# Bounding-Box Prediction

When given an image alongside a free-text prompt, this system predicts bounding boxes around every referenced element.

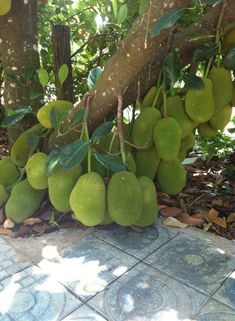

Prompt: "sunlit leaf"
[38,68,49,87]
[95,153,126,172]
[58,64,69,86]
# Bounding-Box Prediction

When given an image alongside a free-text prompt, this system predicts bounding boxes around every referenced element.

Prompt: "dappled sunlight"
[150,309,193,321]
[0,274,21,314]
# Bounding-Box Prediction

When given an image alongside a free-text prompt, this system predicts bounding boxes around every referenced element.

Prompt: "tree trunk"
[0,0,41,144]
[51,0,235,150]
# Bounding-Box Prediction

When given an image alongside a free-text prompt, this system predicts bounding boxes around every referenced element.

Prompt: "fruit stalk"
[117,94,126,166]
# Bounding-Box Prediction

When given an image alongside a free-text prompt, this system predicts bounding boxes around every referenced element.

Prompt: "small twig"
[117,94,126,166]
[215,0,228,66]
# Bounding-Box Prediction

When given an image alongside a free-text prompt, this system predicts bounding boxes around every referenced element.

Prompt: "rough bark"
[0,0,41,144]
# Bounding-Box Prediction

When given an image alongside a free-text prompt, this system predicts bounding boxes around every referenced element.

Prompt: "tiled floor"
[0,220,234,321]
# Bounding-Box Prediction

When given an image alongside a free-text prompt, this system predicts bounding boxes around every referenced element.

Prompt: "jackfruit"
[5,179,46,223]
[48,165,83,213]
[26,153,48,190]
[185,78,215,123]
[198,123,217,139]
[132,108,161,150]
[222,26,235,54]
[135,147,160,179]
[164,96,195,138]
[100,211,114,225]
[157,159,186,196]
[107,171,143,226]
[231,82,235,106]
[178,149,187,162]
[126,152,136,174]
[94,131,120,154]
[153,117,182,161]
[180,132,195,151]
[142,86,163,109]
[0,157,20,187]
[0,0,11,15]
[208,68,233,112]
[11,124,44,167]
[209,105,232,131]
[0,184,9,207]
[134,177,158,227]
[37,100,73,129]
[70,172,106,226]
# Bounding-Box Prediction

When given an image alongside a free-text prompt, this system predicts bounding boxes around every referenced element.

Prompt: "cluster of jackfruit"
[0,0,11,15]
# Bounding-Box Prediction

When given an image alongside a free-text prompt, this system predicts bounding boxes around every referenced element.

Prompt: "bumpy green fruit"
[0,184,9,207]
[5,179,46,223]
[165,96,194,138]
[153,117,182,161]
[135,147,160,179]
[209,105,232,131]
[26,153,48,190]
[37,100,73,129]
[208,68,233,112]
[134,177,158,227]
[107,171,143,226]
[70,172,106,226]
[198,123,217,139]
[142,86,157,108]
[132,108,161,150]
[222,26,235,54]
[232,82,235,106]
[100,211,114,225]
[48,165,83,213]
[0,157,20,187]
[180,132,195,151]
[126,152,136,174]
[157,159,186,196]
[0,0,11,15]
[178,149,187,162]
[11,124,44,167]
[185,78,215,123]
[94,131,120,154]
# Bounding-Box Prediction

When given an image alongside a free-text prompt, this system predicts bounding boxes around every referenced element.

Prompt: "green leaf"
[201,0,222,5]
[162,51,181,89]
[117,3,128,24]
[38,68,49,87]
[14,106,32,114]
[27,132,39,150]
[45,147,63,177]
[224,48,235,70]
[50,107,68,132]
[139,0,149,15]
[30,92,43,101]
[94,153,126,172]
[71,109,86,127]
[1,113,26,128]
[112,0,118,17]
[87,66,103,89]
[58,64,69,86]
[151,8,187,39]
[91,121,114,142]
[193,43,219,62]
[7,73,22,85]
[183,74,205,90]
[59,140,90,169]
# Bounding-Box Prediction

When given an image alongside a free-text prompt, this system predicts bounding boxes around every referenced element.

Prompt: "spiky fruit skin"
[231,82,235,107]
[11,124,43,167]
[100,211,114,225]
[157,159,186,196]
[198,123,217,138]
[185,78,215,123]
[26,153,48,190]
[209,105,232,131]
[37,100,73,129]
[5,180,46,223]
[222,27,235,54]
[153,117,182,161]
[0,157,20,188]
[134,177,158,227]
[142,86,157,108]
[165,96,194,138]
[70,172,106,226]
[178,149,187,162]
[132,108,161,150]
[0,0,11,15]
[180,132,195,151]
[126,152,136,174]
[0,184,9,207]
[107,171,143,226]
[208,68,233,112]
[135,147,160,179]
[48,165,83,213]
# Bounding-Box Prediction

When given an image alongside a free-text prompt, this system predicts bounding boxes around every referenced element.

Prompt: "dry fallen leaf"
[208,208,227,229]
[177,212,205,226]
[0,227,13,236]
[227,212,235,224]
[160,207,182,217]
[3,218,15,229]
[0,208,5,225]
[24,218,42,226]
[163,217,188,228]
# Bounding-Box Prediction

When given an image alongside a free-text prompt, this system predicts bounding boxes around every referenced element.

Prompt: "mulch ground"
[1,127,235,240]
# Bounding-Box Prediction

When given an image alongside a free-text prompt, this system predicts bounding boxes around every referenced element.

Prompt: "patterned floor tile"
[39,235,138,301]
[94,224,176,260]
[144,234,235,294]
[0,238,31,282]
[62,305,107,320]
[213,270,235,309]
[0,266,82,321]
[196,299,235,321]
[89,262,208,321]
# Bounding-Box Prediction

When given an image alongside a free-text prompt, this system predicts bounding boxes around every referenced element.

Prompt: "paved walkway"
[0,218,234,321]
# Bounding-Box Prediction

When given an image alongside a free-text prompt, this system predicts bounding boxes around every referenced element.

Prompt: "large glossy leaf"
[117,3,128,24]
[59,140,90,169]
[58,64,69,86]
[151,8,187,39]
[38,68,49,87]
[27,132,39,150]
[45,147,63,177]
[87,66,103,89]
[50,107,68,132]
[91,121,114,142]
[70,109,85,127]
[162,51,181,89]
[183,74,205,90]
[95,153,126,172]
[224,48,235,70]
[193,43,219,62]
[1,106,32,127]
